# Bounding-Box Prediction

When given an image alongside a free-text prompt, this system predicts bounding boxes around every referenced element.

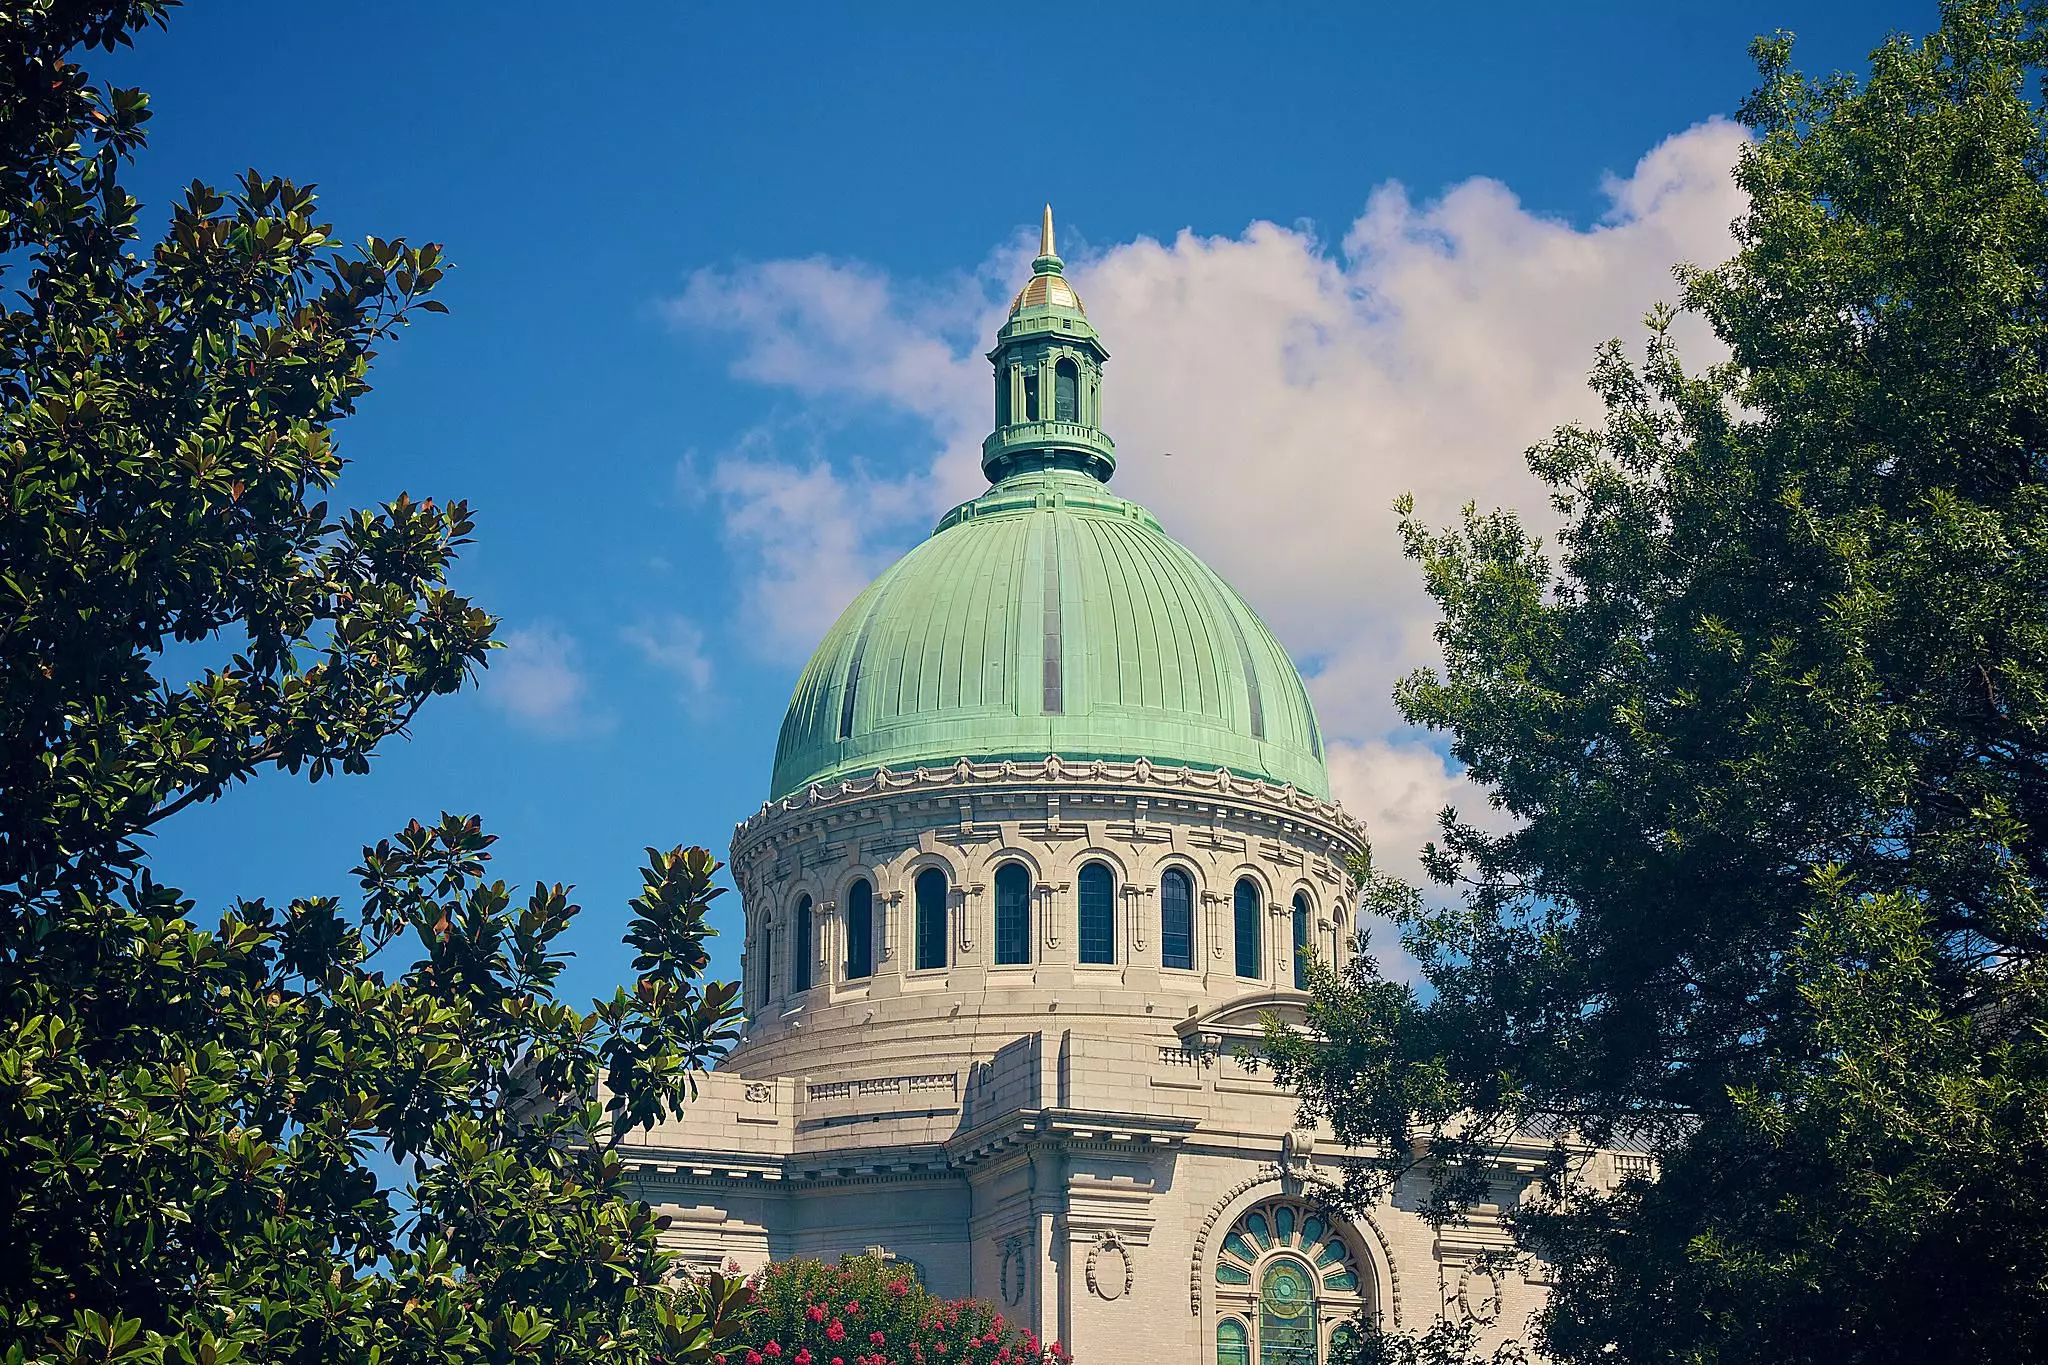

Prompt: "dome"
[769,466,1329,800]
[1009,272,1085,316]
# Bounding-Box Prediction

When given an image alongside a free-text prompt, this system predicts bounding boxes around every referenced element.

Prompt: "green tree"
[0,4,749,1363]
[1269,3,2048,1362]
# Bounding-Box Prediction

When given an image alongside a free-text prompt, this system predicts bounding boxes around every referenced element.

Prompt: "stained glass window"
[1217,1318,1250,1365]
[1259,1259,1317,1365]
[995,863,1031,965]
[915,868,948,971]
[1078,862,1115,965]
[1162,868,1194,970]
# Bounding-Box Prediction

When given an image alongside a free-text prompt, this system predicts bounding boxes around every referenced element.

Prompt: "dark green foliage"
[0,5,749,1363]
[1269,3,2048,1361]
[1326,1316,1525,1365]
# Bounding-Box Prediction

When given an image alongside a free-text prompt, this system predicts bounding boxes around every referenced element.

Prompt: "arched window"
[1022,368,1039,422]
[1161,867,1195,971]
[1215,1317,1250,1365]
[1078,861,1115,965]
[1258,1259,1318,1365]
[1215,1199,1367,1365]
[1234,878,1262,979]
[792,895,814,994]
[1054,357,1079,422]
[845,878,873,980]
[995,862,1032,965]
[1292,891,1313,990]
[915,867,948,971]
[759,916,774,1005]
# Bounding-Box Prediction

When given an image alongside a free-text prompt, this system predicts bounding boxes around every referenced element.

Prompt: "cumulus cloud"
[1326,737,1522,984]
[622,613,716,705]
[667,120,1751,943]
[487,624,609,738]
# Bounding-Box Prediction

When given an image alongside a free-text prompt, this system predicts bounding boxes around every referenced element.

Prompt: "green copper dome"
[767,209,1330,801]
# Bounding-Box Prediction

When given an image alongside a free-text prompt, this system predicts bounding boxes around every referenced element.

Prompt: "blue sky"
[113,1,1934,1001]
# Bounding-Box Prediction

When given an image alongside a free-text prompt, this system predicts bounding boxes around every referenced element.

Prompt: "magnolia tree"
[719,1257,1068,1365]
[0,4,749,1363]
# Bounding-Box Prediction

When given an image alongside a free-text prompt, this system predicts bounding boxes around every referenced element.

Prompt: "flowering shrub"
[721,1254,1069,1365]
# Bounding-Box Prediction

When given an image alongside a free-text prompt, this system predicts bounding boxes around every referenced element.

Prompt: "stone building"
[624,209,1566,1363]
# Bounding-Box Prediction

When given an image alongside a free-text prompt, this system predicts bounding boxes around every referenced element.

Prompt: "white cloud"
[487,623,609,738]
[1325,738,1522,985]
[668,120,1751,957]
[622,613,716,703]
[701,445,924,656]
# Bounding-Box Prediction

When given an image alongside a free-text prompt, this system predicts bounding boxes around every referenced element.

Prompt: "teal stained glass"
[1217,1318,1250,1365]
[1223,1231,1256,1263]
[1259,1260,1318,1365]
[1275,1206,1296,1242]
[1244,1211,1271,1249]
[1301,1216,1325,1246]
[1216,1262,1252,1286]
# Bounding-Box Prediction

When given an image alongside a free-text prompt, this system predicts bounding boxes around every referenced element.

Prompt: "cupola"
[983,206,1116,484]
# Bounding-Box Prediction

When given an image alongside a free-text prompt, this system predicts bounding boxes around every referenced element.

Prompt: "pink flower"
[746,1354,763,1365]
[807,1305,827,1324]
[793,1354,812,1365]
[766,1345,783,1360]
[889,1278,909,1298]
[826,1321,848,1344]
[846,1301,862,1317]
[869,1333,886,1348]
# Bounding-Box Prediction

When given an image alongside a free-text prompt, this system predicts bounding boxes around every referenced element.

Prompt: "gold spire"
[1040,204,1056,259]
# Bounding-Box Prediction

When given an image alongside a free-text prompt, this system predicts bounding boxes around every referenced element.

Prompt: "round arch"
[1190,1171,1399,1330]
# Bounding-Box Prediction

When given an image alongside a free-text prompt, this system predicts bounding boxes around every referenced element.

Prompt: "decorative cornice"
[735,755,1366,854]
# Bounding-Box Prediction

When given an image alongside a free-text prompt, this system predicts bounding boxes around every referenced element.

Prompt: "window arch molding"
[788,888,819,996]
[1229,869,1270,981]
[902,854,958,975]
[1203,1195,1389,1365]
[1191,1174,1400,1329]
[987,855,1040,968]
[838,871,876,983]
[1289,887,1317,991]
[1076,858,1117,966]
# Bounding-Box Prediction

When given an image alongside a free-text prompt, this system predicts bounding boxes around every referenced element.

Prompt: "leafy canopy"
[1270,3,2048,1362]
[0,4,748,1364]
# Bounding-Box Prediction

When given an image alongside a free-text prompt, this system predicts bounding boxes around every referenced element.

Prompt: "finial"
[1041,204,1056,260]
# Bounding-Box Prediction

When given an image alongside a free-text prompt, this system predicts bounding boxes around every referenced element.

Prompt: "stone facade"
[621,760,1561,1362]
